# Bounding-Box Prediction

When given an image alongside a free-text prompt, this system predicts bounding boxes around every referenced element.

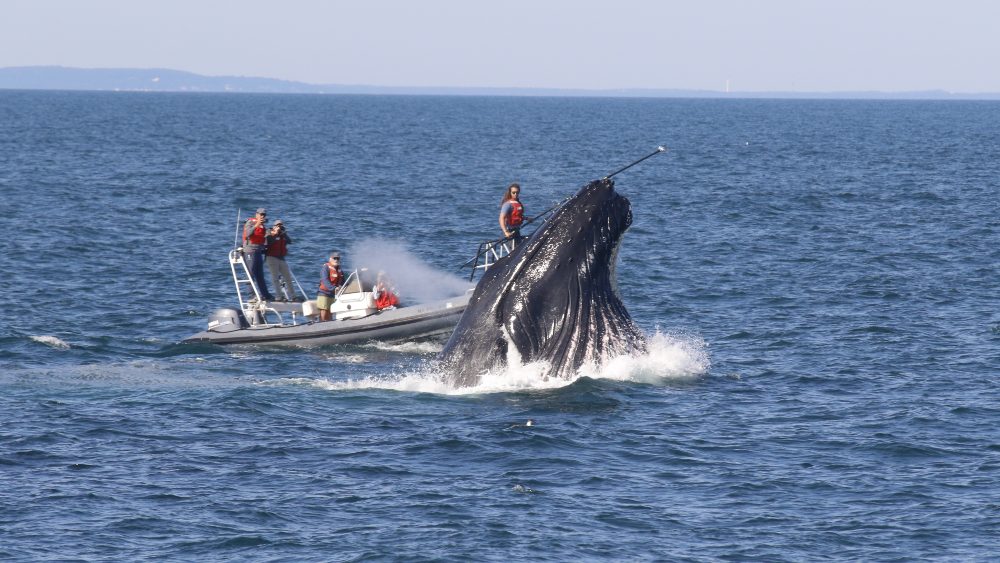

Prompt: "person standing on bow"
[317,252,345,322]
[242,207,275,301]
[265,219,299,302]
[499,182,526,243]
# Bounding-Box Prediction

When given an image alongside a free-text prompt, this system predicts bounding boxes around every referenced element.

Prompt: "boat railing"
[283,263,309,303]
[458,201,562,281]
[228,249,286,328]
[463,237,518,281]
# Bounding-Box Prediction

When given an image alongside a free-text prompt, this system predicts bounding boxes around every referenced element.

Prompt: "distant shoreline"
[3,66,1000,101]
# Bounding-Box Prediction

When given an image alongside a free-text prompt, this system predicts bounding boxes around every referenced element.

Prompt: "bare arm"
[498,204,510,237]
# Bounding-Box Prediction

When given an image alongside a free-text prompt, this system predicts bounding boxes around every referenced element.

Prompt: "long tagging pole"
[603,145,667,180]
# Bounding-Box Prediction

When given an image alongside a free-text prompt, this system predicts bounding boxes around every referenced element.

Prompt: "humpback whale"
[440,177,647,387]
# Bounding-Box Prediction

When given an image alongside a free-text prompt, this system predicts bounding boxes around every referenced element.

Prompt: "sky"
[3,0,999,93]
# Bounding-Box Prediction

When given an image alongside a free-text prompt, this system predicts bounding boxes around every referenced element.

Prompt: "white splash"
[269,330,709,396]
[579,331,711,385]
[30,335,70,350]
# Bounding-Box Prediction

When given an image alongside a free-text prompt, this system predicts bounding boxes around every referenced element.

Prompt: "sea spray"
[273,330,709,395]
[347,238,472,304]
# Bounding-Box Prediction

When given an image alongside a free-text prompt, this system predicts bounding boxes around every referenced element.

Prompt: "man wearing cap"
[265,219,299,302]
[242,208,275,301]
[317,252,345,322]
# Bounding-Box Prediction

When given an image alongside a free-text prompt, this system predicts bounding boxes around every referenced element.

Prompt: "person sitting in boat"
[317,252,345,322]
[373,271,401,311]
[265,219,300,302]
[243,207,275,301]
[499,182,526,243]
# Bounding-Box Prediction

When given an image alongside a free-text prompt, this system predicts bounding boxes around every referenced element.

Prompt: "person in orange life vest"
[317,252,345,322]
[499,183,526,242]
[265,219,299,302]
[373,271,401,311]
[242,208,275,301]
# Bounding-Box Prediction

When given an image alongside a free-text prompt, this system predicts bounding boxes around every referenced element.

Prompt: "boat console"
[328,269,378,320]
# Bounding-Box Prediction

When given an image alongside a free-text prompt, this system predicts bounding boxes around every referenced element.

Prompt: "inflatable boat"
[183,249,471,346]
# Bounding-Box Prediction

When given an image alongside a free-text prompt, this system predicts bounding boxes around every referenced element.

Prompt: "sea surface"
[1,91,998,561]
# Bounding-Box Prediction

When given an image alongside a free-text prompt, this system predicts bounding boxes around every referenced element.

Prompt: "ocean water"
[1,91,998,561]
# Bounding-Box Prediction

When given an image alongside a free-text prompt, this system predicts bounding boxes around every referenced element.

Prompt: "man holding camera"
[265,219,299,302]
[242,207,275,302]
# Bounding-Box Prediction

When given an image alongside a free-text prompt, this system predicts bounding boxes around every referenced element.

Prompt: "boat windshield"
[338,269,376,296]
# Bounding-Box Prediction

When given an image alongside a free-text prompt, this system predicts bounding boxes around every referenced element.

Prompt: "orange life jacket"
[244,219,266,246]
[509,200,525,227]
[376,288,400,310]
[266,235,288,257]
[319,265,343,294]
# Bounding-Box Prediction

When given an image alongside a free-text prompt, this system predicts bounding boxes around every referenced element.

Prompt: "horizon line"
[3,65,1000,100]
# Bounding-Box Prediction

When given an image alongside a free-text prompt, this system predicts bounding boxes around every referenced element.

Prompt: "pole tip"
[657,145,667,152]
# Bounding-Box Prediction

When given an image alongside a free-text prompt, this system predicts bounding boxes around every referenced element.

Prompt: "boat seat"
[302,300,319,318]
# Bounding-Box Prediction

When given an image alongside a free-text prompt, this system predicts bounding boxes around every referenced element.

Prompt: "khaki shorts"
[316,294,335,311]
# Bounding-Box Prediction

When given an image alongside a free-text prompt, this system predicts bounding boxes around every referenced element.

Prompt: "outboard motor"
[207,308,247,333]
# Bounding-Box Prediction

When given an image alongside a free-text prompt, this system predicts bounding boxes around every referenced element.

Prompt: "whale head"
[439,178,647,387]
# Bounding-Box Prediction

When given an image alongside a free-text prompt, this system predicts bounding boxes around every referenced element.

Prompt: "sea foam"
[363,340,445,355]
[276,330,709,395]
[30,335,71,350]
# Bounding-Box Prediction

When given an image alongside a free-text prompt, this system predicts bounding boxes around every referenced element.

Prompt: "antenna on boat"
[603,145,667,180]
[233,208,242,250]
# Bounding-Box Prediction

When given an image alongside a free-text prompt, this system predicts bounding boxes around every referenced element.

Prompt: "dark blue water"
[2,91,999,561]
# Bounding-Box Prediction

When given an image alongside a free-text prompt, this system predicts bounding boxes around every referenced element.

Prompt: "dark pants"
[246,247,273,300]
[510,229,525,246]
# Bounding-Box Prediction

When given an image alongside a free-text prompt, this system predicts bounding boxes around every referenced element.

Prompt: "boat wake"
[271,331,709,395]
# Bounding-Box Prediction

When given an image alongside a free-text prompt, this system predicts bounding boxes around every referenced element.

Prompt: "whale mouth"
[609,233,623,300]
[591,189,632,257]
